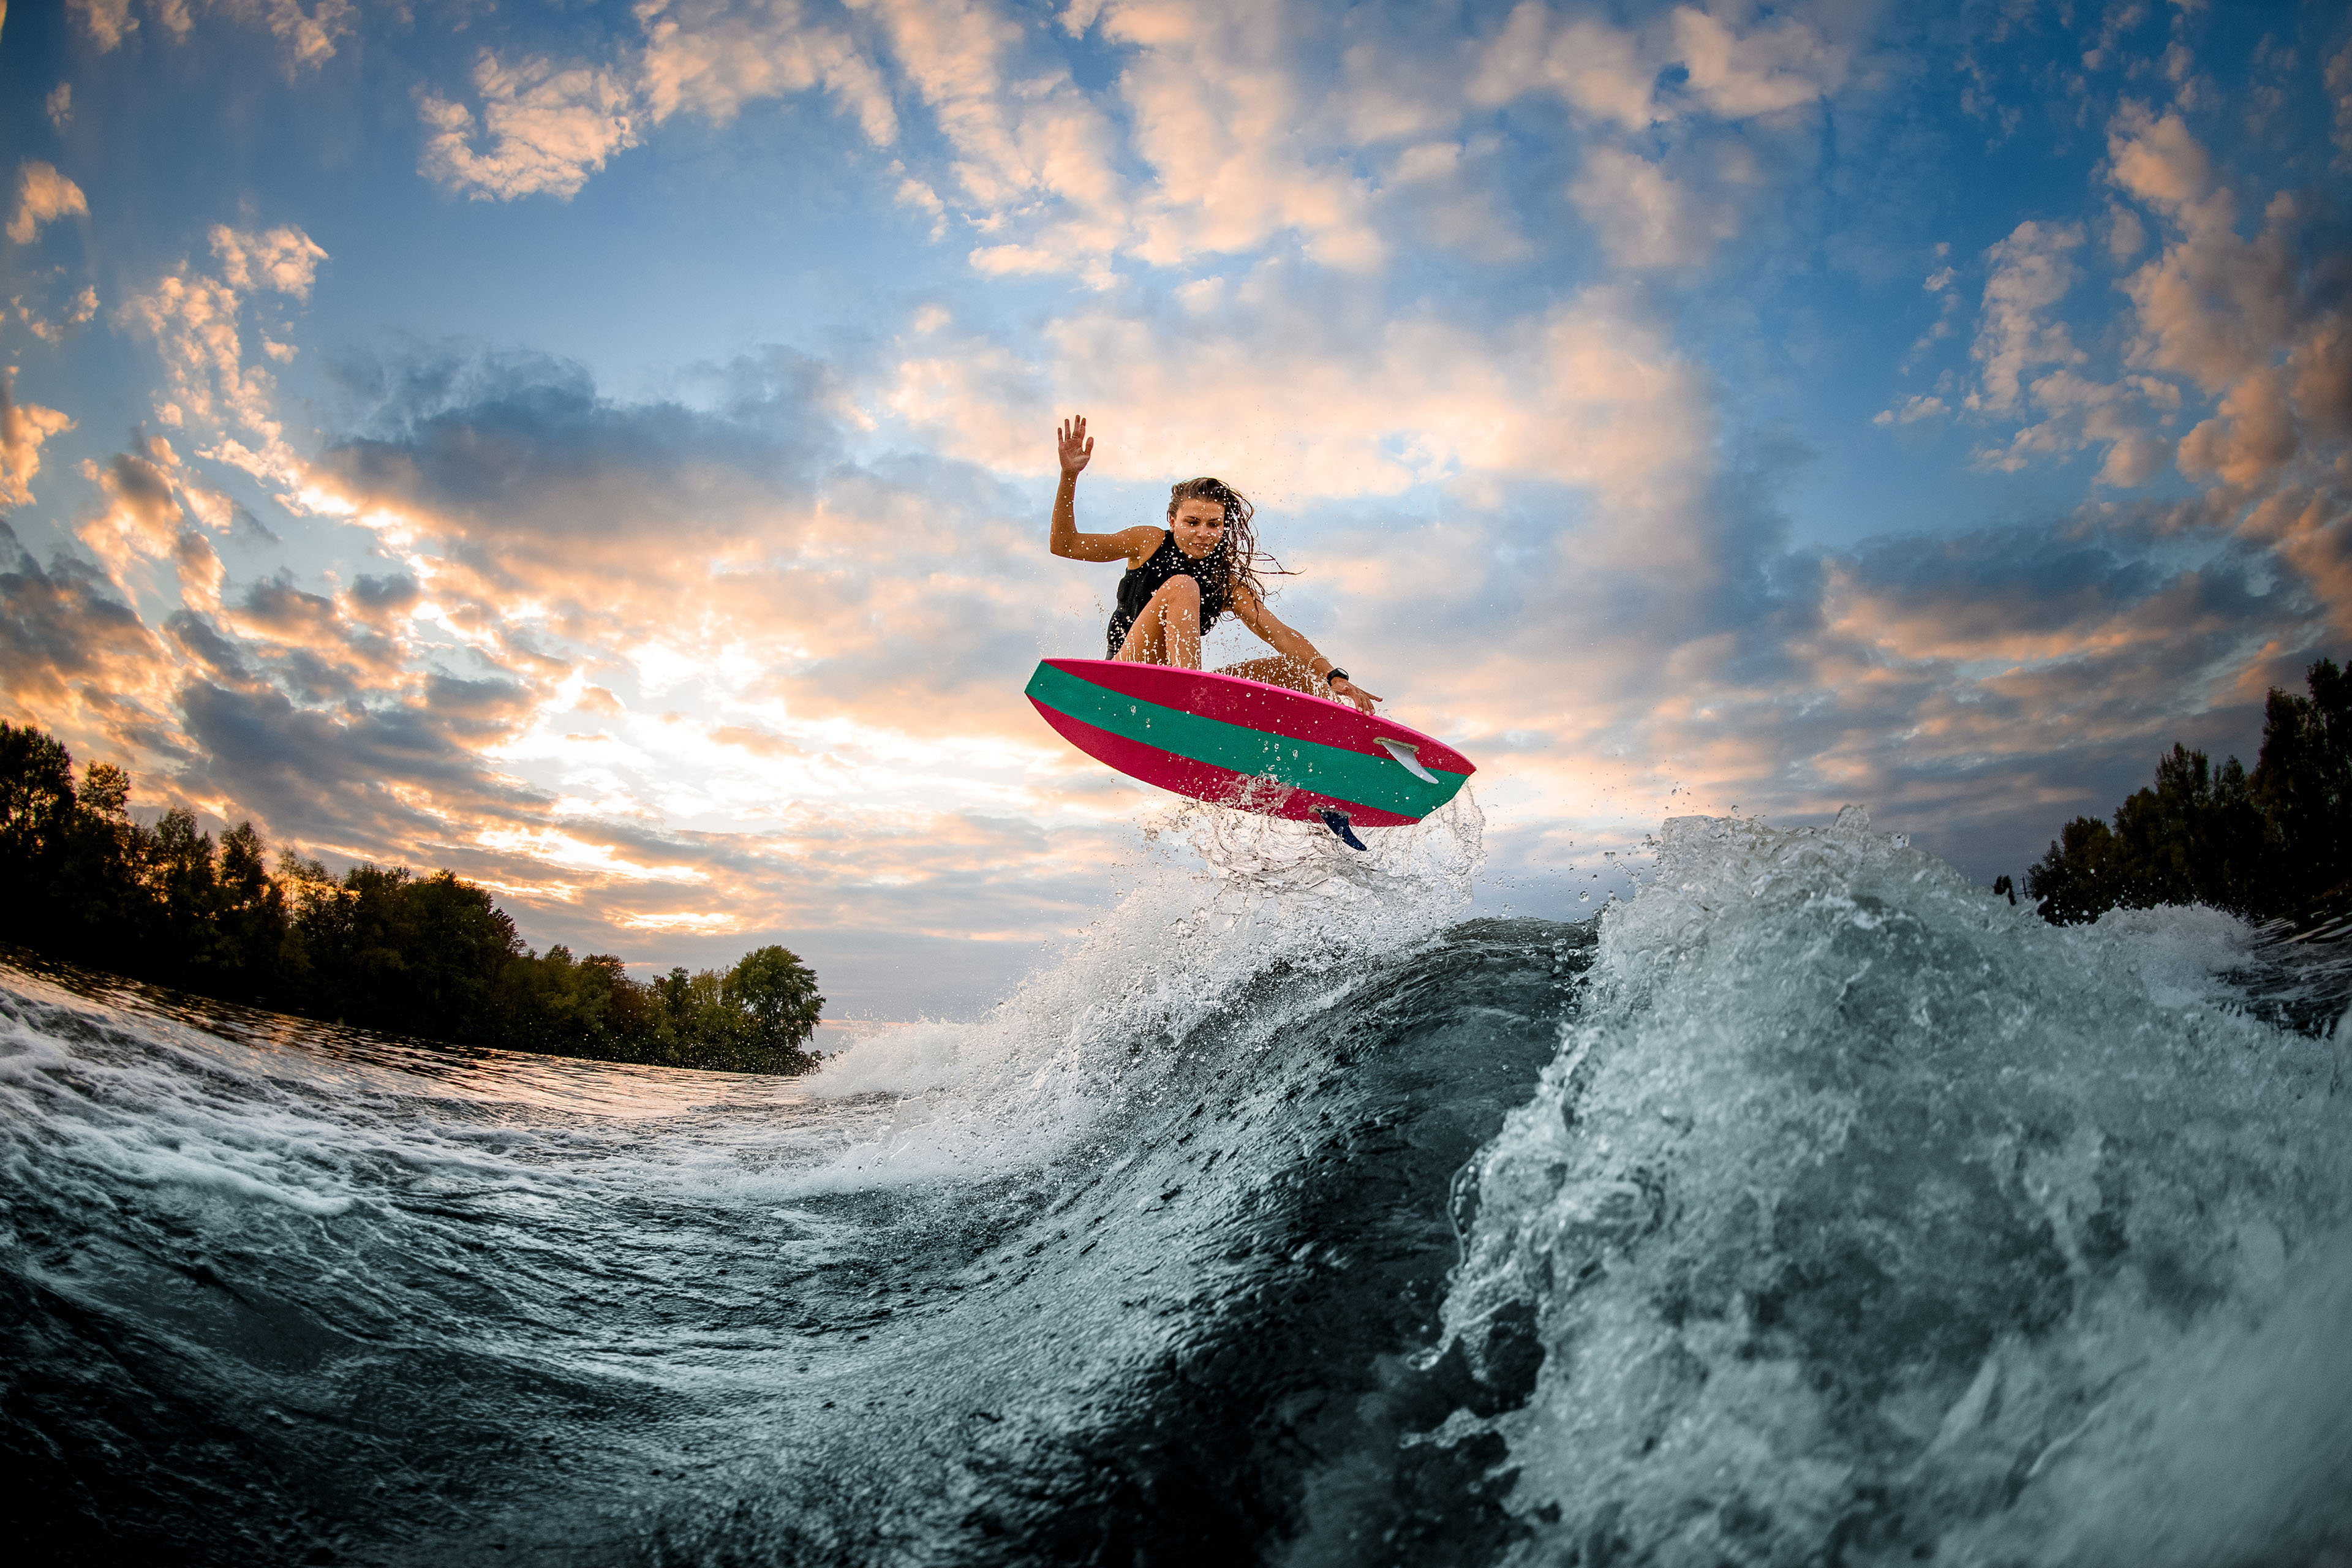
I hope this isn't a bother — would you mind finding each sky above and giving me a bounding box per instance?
[1,0,2348,1019]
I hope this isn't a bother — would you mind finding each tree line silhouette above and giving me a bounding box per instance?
[0,722,823,1074]
[2019,657,2350,927]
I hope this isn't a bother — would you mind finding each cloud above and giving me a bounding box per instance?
[1378,138,1531,263]
[877,276,1713,546]
[80,439,186,575]
[172,674,540,849]
[1099,0,1382,271]
[889,159,948,236]
[1855,94,2348,665]
[386,0,1859,284]
[1469,0,1850,127]
[209,223,328,298]
[1976,371,2180,481]
[2094,103,2351,625]
[1936,96,2348,535]
[117,223,329,488]
[420,53,642,202]
[68,0,350,69]
[612,0,1395,278]
[53,380,1124,982]
[1458,2,1853,282]
[413,0,908,208]
[1964,219,2086,415]
[1670,2,1849,118]
[2329,39,2352,169]
[210,0,352,72]
[1469,5,1660,128]
[7,161,89,246]
[12,286,100,345]
[2108,104,2298,396]
[314,345,840,564]
[0,524,174,748]
[67,0,138,51]
[638,0,898,141]
[575,683,624,717]
[1569,145,1749,270]
[45,85,72,133]
[66,432,253,619]
[1475,499,2338,879]
[305,344,1074,763]
[819,0,1147,277]
[0,371,75,509]
[1875,394,1947,426]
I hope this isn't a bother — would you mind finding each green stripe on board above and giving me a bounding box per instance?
[1026,662,1466,818]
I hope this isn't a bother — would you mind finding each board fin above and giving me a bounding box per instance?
[1318,808,1370,851]
[1376,736,1440,783]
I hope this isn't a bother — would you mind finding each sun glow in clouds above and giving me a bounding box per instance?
[0,0,2346,1012]
[473,827,712,884]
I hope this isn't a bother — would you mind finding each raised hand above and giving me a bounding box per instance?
[1058,415,1095,477]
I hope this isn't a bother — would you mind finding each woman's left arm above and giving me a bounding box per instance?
[1231,586,1384,714]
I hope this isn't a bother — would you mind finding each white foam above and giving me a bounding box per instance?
[1438,808,2352,1561]
[788,791,1485,1188]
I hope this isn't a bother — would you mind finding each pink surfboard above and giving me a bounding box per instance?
[1025,658,1474,845]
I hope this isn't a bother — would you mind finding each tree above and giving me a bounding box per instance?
[2027,658,2351,925]
[0,722,77,922]
[2249,658,2350,912]
[214,823,287,984]
[2105,745,2266,911]
[54,760,150,957]
[2026,815,2124,925]
[0,719,825,1074]
[723,944,825,1070]
[292,865,522,1039]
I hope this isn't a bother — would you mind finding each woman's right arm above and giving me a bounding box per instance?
[1049,415,1152,563]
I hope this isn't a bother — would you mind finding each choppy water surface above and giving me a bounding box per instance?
[4,805,2348,1566]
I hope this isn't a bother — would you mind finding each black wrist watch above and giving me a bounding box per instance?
[1324,666,1350,685]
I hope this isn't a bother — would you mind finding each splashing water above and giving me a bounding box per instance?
[2,802,2345,1565]
[1147,780,1485,903]
[794,792,1484,1186]
[1438,809,2352,1567]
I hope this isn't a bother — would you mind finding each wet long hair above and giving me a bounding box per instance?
[1167,477,1289,605]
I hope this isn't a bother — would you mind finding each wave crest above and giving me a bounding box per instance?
[1439,809,2352,1564]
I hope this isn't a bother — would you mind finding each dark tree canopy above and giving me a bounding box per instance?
[0,721,823,1075]
[2026,658,2350,927]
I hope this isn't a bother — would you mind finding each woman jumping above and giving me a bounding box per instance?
[1047,414,1382,715]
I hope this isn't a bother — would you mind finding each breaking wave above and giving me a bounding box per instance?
[3,802,2345,1565]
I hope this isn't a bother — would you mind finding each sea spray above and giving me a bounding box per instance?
[1436,809,2352,1566]
[794,792,1485,1186]
[5,802,2347,1565]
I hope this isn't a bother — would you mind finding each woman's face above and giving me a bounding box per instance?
[1170,497,1227,559]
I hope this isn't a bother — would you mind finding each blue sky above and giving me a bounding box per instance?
[3,0,2348,1016]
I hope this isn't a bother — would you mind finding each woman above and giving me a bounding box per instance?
[1047,415,1382,715]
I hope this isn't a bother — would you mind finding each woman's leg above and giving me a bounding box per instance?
[1113,576,1202,666]
[1215,654,1322,694]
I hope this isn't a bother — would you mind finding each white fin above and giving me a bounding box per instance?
[1378,737,1439,783]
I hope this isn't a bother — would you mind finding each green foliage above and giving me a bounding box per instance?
[0,723,823,1075]
[725,944,826,1064]
[2026,658,2351,925]
[2250,658,2351,911]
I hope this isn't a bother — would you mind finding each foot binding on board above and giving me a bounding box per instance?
[1318,809,1370,851]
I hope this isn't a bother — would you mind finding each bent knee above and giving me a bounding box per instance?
[1153,575,1202,608]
